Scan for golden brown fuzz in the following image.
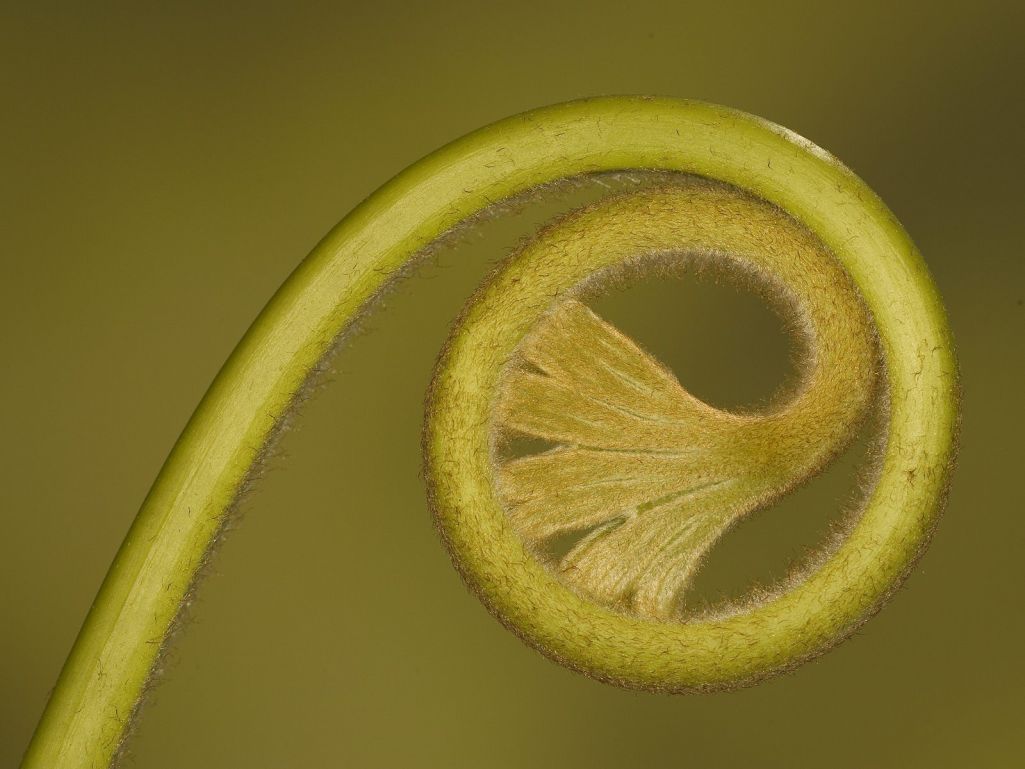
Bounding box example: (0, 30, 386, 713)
(491, 184, 878, 621)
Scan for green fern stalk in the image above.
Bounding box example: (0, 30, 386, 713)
(22, 97, 958, 768)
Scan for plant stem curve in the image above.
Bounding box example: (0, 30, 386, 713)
(22, 96, 958, 768)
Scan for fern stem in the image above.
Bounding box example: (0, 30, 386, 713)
(22, 96, 957, 768)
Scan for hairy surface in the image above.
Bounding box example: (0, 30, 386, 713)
(425, 139, 955, 691)
(23, 97, 957, 768)
(485, 183, 878, 620)
(496, 307, 873, 619)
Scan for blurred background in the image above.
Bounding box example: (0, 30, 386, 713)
(2, 3, 1022, 767)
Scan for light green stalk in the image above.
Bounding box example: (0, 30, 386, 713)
(22, 97, 957, 768)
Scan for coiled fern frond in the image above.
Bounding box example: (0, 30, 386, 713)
(22, 97, 958, 769)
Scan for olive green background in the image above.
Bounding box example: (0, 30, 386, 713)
(2, 3, 1023, 767)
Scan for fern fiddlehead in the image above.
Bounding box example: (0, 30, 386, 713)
(22, 96, 958, 768)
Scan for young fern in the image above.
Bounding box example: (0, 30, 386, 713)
(22, 97, 958, 768)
